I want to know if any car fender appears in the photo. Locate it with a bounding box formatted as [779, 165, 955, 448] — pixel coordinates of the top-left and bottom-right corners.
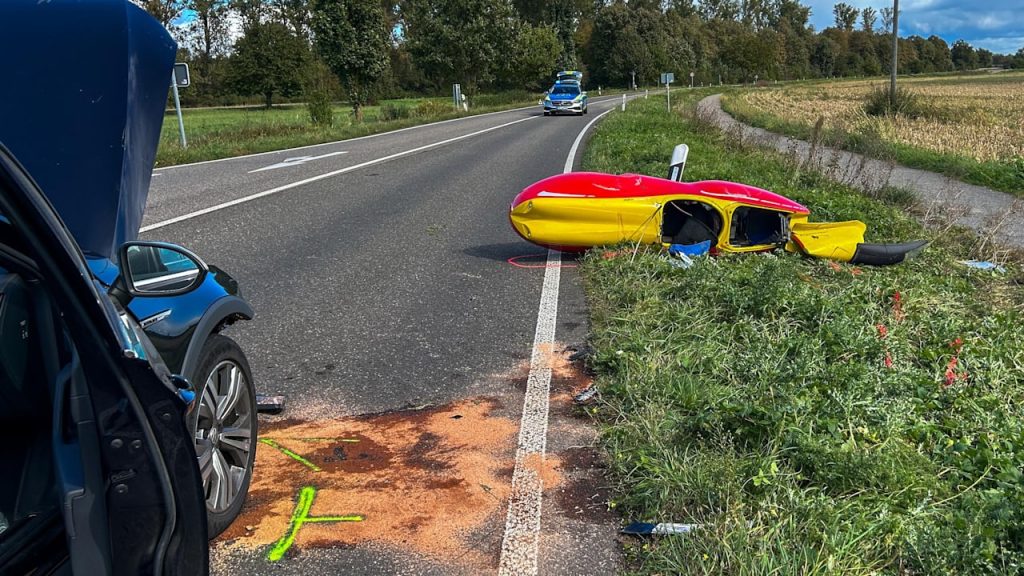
[180, 295, 253, 382]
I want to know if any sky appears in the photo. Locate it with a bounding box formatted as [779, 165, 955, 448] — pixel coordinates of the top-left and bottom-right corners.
[804, 0, 1024, 54]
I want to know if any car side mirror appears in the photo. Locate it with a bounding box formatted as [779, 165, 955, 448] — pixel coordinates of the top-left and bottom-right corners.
[116, 241, 208, 299]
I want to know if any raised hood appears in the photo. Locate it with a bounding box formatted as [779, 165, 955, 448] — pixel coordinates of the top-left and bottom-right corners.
[0, 0, 176, 259]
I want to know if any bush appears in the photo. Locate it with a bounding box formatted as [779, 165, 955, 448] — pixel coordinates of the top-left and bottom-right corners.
[379, 102, 413, 121]
[413, 100, 450, 118]
[305, 89, 333, 127]
[864, 85, 925, 118]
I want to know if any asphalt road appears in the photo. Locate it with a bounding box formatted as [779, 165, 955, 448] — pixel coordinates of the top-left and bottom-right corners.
[143, 96, 628, 575]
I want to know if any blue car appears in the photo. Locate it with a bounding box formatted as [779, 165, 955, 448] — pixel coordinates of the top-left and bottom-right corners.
[543, 83, 589, 116]
[0, 2, 256, 570]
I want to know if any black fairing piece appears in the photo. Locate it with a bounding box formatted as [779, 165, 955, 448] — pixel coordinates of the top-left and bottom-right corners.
[850, 240, 929, 266]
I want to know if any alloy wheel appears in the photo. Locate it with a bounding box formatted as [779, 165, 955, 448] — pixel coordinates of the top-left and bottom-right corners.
[194, 360, 254, 513]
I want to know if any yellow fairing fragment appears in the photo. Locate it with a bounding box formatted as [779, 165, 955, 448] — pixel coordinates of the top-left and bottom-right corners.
[510, 197, 665, 249]
[787, 220, 866, 262]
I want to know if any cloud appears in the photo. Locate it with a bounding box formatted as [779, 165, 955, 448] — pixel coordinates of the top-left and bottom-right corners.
[804, 0, 1024, 54]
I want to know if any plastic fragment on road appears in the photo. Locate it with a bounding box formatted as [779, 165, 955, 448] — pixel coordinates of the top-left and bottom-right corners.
[622, 522, 700, 535]
[960, 260, 1006, 273]
[573, 384, 599, 405]
[257, 394, 286, 414]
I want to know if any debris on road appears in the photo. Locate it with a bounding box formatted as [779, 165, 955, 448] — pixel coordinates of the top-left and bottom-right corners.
[573, 384, 599, 405]
[256, 394, 286, 414]
[621, 522, 700, 535]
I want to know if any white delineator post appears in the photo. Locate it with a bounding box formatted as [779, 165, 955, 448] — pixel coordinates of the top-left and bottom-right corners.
[621, 94, 626, 111]
[170, 72, 187, 149]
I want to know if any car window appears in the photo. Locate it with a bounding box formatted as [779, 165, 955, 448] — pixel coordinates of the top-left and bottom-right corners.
[551, 86, 579, 96]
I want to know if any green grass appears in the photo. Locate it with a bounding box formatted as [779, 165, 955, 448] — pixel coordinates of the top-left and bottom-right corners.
[719, 79, 1024, 195]
[157, 92, 541, 167]
[581, 94, 1024, 574]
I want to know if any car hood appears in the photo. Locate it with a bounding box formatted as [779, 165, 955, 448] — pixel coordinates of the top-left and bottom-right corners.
[0, 0, 176, 259]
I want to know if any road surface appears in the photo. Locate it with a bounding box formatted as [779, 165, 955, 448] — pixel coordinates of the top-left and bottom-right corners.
[143, 96, 630, 575]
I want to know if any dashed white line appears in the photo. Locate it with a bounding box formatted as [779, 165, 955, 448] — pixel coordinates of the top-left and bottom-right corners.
[141, 115, 536, 232]
[498, 105, 617, 575]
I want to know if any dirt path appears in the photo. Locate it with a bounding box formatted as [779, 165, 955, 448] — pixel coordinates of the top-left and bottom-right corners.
[697, 94, 1024, 249]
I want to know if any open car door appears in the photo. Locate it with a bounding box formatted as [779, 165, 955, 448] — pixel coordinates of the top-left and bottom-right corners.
[0, 147, 208, 575]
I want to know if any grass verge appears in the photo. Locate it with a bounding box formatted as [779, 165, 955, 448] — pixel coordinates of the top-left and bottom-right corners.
[720, 89, 1024, 196]
[157, 91, 537, 167]
[580, 94, 1024, 574]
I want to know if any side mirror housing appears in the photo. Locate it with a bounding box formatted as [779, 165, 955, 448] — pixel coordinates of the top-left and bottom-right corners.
[111, 241, 208, 305]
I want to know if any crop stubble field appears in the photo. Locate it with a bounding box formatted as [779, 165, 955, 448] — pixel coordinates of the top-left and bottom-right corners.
[722, 73, 1024, 193]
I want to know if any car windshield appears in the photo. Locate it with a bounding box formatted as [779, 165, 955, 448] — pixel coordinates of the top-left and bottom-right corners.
[551, 86, 579, 96]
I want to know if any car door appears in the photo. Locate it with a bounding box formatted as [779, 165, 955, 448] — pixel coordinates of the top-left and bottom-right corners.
[0, 146, 208, 575]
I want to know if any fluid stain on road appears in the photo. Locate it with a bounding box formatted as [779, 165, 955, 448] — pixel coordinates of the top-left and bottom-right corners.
[216, 397, 564, 570]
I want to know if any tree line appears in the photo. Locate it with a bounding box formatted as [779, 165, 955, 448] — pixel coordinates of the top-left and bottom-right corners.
[136, 0, 1024, 110]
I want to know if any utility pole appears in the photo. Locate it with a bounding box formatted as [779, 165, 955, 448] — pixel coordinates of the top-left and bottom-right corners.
[890, 0, 899, 107]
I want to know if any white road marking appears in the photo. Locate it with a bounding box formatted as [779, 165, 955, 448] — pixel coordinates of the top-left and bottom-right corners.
[140, 115, 537, 232]
[248, 150, 348, 173]
[498, 105, 617, 575]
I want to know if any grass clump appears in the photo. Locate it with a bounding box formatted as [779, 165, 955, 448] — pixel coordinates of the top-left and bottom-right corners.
[864, 85, 925, 118]
[581, 94, 1024, 574]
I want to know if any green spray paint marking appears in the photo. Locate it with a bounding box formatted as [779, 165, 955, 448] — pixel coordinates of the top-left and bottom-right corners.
[267, 486, 363, 562]
[259, 438, 321, 472]
[296, 437, 360, 443]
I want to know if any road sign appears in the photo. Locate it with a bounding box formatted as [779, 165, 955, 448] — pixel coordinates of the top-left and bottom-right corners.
[660, 72, 674, 85]
[173, 63, 190, 88]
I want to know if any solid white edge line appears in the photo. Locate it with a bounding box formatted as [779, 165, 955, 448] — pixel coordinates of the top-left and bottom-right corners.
[154, 95, 628, 171]
[140, 115, 537, 232]
[498, 102, 621, 576]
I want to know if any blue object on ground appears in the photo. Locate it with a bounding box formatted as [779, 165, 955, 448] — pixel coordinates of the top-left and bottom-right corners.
[961, 260, 1006, 273]
[669, 240, 711, 257]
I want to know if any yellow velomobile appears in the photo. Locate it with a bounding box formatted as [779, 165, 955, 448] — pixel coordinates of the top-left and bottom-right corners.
[509, 147, 926, 265]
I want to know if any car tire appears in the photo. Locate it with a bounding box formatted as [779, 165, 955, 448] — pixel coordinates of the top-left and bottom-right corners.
[543, 111, 550, 116]
[190, 334, 256, 539]
[584, 106, 588, 114]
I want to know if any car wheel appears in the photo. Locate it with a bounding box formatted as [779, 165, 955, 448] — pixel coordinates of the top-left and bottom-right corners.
[190, 334, 256, 539]
[584, 106, 589, 114]
[543, 111, 550, 116]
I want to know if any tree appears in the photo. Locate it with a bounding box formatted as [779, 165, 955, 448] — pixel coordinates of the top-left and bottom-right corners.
[311, 0, 390, 120]
[133, 0, 184, 26]
[860, 6, 876, 33]
[509, 24, 561, 89]
[833, 3, 858, 32]
[403, 0, 520, 93]
[228, 21, 310, 108]
[880, 7, 895, 31]
[951, 39, 977, 71]
[812, 35, 840, 77]
[184, 0, 232, 60]
[976, 48, 993, 68]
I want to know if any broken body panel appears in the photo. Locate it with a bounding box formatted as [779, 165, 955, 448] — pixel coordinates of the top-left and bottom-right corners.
[509, 172, 925, 265]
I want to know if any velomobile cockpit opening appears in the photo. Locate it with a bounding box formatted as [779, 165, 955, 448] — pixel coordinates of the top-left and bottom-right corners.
[661, 200, 723, 244]
[729, 206, 788, 247]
